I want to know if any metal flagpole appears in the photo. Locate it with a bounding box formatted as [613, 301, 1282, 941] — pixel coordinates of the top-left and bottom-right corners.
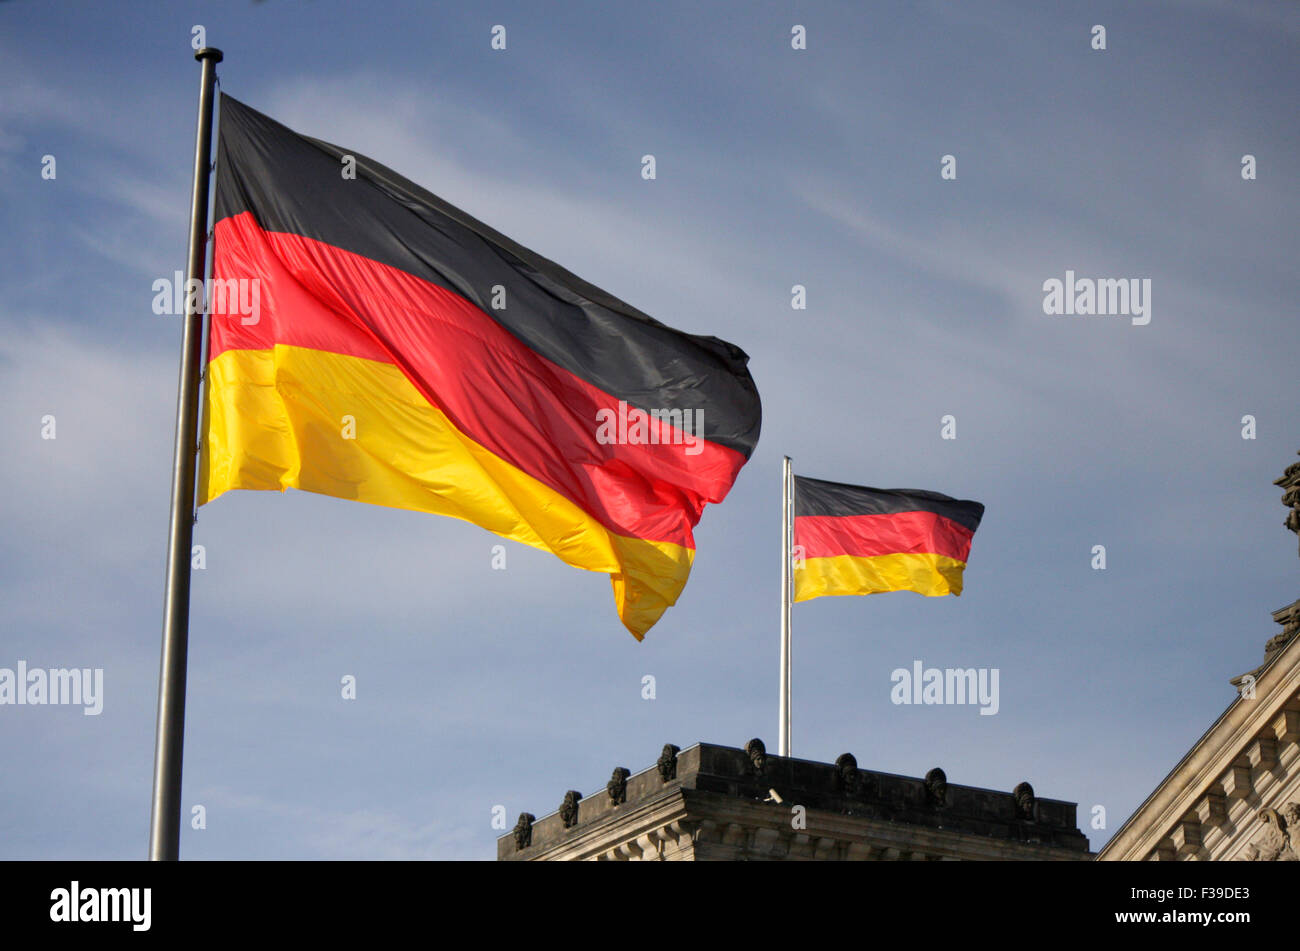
[149, 46, 223, 861]
[780, 455, 793, 756]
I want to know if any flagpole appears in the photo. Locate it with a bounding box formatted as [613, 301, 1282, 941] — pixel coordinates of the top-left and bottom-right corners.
[780, 455, 793, 756]
[149, 46, 223, 862]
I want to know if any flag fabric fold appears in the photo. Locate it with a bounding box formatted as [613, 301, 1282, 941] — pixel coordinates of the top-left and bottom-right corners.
[200, 94, 762, 639]
[792, 476, 983, 601]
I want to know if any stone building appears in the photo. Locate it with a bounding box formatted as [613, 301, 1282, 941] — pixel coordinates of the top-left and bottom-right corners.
[498, 739, 1091, 861]
[1099, 452, 1300, 861]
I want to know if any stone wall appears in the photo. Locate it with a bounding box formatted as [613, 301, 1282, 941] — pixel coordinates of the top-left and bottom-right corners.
[499, 740, 1091, 861]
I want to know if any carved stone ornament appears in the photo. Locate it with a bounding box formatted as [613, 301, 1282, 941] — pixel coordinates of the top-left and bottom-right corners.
[1229, 451, 1300, 686]
[1013, 782, 1036, 821]
[607, 767, 631, 805]
[559, 790, 582, 829]
[833, 753, 859, 795]
[925, 767, 948, 808]
[1241, 802, 1300, 861]
[657, 744, 681, 783]
[513, 812, 535, 851]
[745, 738, 767, 775]
[1276, 451, 1300, 560]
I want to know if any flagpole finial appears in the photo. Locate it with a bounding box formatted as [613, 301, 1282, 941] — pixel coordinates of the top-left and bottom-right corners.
[195, 47, 223, 64]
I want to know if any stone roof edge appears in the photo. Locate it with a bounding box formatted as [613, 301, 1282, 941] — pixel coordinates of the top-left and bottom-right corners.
[498, 740, 1081, 848]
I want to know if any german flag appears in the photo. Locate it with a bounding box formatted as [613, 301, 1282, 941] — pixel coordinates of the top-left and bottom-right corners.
[199, 95, 762, 639]
[793, 477, 983, 601]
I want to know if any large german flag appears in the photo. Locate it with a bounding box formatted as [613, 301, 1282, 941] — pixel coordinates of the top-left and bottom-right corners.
[793, 477, 983, 601]
[199, 95, 761, 639]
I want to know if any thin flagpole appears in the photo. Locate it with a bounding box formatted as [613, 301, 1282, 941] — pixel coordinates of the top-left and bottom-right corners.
[149, 46, 223, 861]
[780, 455, 793, 756]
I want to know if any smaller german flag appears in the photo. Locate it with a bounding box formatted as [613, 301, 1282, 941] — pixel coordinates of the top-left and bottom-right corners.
[793, 477, 984, 601]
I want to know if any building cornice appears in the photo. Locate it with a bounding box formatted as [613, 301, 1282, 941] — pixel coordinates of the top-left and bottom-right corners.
[500, 740, 1090, 860]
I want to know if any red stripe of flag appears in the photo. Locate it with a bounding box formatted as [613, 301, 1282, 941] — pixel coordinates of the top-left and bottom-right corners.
[795, 510, 975, 563]
[210, 212, 746, 547]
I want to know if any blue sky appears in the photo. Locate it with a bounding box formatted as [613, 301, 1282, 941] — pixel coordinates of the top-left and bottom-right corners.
[0, 0, 1296, 859]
